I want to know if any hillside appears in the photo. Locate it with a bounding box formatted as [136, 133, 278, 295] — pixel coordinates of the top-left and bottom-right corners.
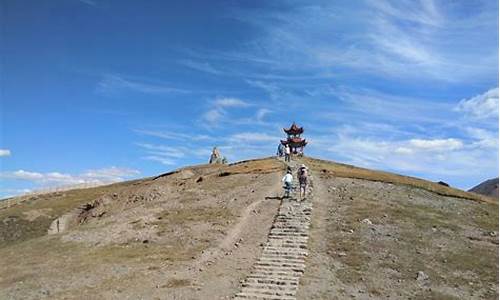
[469, 178, 499, 200]
[0, 157, 497, 300]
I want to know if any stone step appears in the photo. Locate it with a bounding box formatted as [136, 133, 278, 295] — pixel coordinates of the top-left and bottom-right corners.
[254, 261, 306, 269]
[259, 254, 307, 261]
[242, 282, 297, 290]
[245, 277, 299, 285]
[257, 257, 305, 264]
[246, 274, 301, 281]
[252, 265, 305, 274]
[238, 287, 296, 297]
[234, 292, 295, 300]
[247, 271, 302, 279]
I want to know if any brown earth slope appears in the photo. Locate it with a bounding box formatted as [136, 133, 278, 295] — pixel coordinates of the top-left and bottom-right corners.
[0, 157, 497, 300]
[298, 157, 498, 300]
[469, 178, 499, 200]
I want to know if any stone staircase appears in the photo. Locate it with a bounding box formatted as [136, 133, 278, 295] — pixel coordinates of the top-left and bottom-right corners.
[234, 161, 312, 300]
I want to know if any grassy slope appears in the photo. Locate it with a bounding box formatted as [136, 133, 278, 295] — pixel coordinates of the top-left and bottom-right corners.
[304, 157, 496, 204]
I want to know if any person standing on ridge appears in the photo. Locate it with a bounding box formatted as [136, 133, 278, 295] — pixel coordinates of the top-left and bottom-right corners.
[297, 164, 308, 200]
[277, 143, 284, 158]
[284, 144, 291, 162]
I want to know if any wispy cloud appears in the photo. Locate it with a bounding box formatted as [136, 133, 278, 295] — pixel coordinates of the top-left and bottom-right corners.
[134, 129, 212, 142]
[455, 87, 499, 120]
[1, 167, 140, 187]
[202, 97, 251, 126]
[0, 149, 11, 157]
[141, 156, 176, 166]
[216, 0, 498, 82]
[229, 132, 280, 143]
[178, 59, 223, 75]
[96, 74, 189, 96]
[77, 0, 97, 6]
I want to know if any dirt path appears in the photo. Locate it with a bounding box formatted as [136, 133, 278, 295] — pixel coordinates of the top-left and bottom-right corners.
[233, 160, 314, 299]
[296, 168, 341, 299]
[188, 173, 285, 300]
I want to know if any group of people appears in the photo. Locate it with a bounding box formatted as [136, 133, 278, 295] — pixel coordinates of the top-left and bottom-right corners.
[282, 164, 309, 200]
[276, 143, 291, 162]
[277, 143, 304, 162]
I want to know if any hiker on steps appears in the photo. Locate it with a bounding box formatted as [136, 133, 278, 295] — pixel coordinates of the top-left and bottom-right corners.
[297, 164, 308, 200]
[282, 170, 293, 198]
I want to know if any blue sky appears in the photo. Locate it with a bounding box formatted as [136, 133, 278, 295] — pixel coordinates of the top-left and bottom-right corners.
[0, 0, 498, 198]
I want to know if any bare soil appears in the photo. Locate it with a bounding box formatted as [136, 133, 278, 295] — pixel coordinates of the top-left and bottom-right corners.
[297, 163, 498, 300]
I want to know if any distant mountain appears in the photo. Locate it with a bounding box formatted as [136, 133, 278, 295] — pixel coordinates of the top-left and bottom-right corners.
[469, 178, 499, 199]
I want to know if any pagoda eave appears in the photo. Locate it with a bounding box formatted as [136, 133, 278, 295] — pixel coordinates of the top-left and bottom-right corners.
[281, 139, 307, 147]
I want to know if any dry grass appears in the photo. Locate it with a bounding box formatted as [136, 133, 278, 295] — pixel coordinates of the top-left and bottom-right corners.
[304, 157, 496, 203]
[320, 176, 498, 299]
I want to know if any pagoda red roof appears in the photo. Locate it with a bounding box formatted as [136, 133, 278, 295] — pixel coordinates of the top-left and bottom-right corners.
[283, 122, 304, 135]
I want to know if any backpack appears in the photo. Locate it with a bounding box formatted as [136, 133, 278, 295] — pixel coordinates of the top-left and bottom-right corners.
[299, 168, 308, 178]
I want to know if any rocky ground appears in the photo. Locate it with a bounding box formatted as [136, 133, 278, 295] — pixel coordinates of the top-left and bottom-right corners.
[0, 157, 497, 299]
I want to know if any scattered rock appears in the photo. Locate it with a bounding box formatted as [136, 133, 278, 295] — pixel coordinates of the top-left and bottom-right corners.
[361, 218, 372, 225]
[196, 177, 203, 183]
[416, 271, 429, 281]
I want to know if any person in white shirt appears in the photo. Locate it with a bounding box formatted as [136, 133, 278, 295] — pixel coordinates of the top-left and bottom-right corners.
[284, 144, 291, 162]
[282, 170, 293, 198]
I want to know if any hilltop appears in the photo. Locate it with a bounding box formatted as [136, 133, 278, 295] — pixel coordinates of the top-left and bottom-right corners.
[469, 178, 499, 200]
[0, 157, 497, 299]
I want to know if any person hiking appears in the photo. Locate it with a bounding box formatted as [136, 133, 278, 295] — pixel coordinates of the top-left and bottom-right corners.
[277, 143, 284, 158]
[297, 164, 308, 200]
[282, 170, 293, 198]
[284, 144, 291, 162]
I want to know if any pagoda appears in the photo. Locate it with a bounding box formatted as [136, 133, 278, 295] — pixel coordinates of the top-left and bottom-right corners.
[281, 122, 307, 155]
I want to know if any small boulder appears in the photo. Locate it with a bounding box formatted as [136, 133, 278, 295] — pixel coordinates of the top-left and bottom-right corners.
[416, 271, 429, 281]
[361, 218, 372, 225]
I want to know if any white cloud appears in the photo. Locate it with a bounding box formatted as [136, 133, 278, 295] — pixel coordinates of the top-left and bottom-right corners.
[455, 88, 499, 119]
[325, 133, 493, 177]
[0, 149, 11, 157]
[213, 97, 250, 108]
[408, 138, 463, 152]
[0, 167, 140, 187]
[203, 109, 223, 124]
[229, 132, 279, 143]
[256, 108, 272, 122]
[202, 97, 251, 126]
[78, 0, 97, 6]
[96, 74, 189, 96]
[142, 156, 176, 166]
[136, 143, 187, 159]
[179, 59, 222, 75]
[134, 129, 212, 142]
[222, 1, 497, 82]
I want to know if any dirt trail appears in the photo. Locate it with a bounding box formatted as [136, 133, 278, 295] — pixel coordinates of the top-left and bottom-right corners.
[295, 168, 340, 299]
